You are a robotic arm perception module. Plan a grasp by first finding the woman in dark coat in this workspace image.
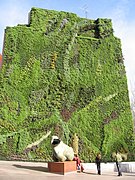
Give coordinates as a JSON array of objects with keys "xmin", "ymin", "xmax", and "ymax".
[{"xmin": 95, "ymin": 153, "xmax": 101, "ymax": 175}]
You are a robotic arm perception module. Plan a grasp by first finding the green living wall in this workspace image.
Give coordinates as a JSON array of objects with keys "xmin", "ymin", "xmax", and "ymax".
[{"xmin": 0, "ymin": 7, "xmax": 134, "ymax": 162}]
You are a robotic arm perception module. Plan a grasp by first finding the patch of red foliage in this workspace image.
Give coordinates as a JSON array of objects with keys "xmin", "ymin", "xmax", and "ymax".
[
  {"xmin": 60, "ymin": 105, "xmax": 77, "ymax": 122},
  {"xmin": 0, "ymin": 54, "xmax": 2, "ymax": 67}
]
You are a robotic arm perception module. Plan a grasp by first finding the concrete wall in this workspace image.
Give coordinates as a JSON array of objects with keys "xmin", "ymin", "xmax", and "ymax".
[{"xmin": 83, "ymin": 162, "xmax": 135, "ymax": 173}]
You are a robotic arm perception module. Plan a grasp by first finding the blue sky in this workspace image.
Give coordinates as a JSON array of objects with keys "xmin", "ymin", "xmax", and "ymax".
[{"xmin": 0, "ymin": 0, "xmax": 135, "ymax": 98}]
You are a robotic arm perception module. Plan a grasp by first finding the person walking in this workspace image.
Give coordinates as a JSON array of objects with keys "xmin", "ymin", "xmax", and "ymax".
[
  {"xmin": 95, "ymin": 153, "xmax": 102, "ymax": 175},
  {"xmin": 114, "ymin": 151, "xmax": 122, "ymax": 176}
]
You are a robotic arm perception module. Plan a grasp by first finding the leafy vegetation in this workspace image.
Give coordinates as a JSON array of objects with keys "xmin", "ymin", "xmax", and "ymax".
[{"xmin": 0, "ymin": 7, "xmax": 134, "ymax": 162}]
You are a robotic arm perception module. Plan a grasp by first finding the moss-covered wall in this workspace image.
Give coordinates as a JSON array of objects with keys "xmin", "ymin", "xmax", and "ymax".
[{"xmin": 0, "ymin": 7, "xmax": 134, "ymax": 162}]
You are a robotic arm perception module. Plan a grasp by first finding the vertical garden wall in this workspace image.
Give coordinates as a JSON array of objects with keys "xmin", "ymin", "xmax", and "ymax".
[{"xmin": 0, "ymin": 7, "xmax": 134, "ymax": 162}]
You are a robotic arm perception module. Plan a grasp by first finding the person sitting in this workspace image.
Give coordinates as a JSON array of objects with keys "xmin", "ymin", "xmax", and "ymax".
[{"xmin": 73, "ymin": 153, "xmax": 84, "ymax": 172}]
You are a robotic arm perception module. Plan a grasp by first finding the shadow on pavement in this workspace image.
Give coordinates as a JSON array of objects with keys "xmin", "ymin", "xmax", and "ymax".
[
  {"xmin": 13, "ymin": 164, "xmax": 48, "ymax": 172},
  {"xmin": 83, "ymin": 172, "xmax": 118, "ymax": 177},
  {"xmin": 124, "ymin": 173, "xmax": 135, "ymax": 177},
  {"xmin": 83, "ymin": 172, "xmax": 97, "ymax": 175}
]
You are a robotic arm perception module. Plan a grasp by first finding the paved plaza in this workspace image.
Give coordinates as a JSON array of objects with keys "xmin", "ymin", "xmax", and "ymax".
[{"xmin": 0, "ymin": 161, "xmax": 135, "ymax": 180}]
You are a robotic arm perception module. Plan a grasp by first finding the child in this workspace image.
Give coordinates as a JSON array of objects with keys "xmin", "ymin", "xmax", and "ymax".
[{"xmin": 73, "ymin": 153, "xmax": 84, "ymax": 172}]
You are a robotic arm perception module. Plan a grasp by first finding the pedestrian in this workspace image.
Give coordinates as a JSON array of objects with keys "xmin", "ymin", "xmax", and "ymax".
[
  {"xmin": 95, "ymin": 152, "xmax": 101, "ymax": 175},
  {"xmin": 114, "ymin": 151, "xmax": 122, "ymax": 176},
  {"xmin": 73, "ymin": 153, "xmax": 84, "ymax": 172}
]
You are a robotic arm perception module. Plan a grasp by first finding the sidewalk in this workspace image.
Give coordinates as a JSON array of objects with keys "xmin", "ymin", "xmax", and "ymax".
[{"xmin": 0, "ymin": 160, "xmax": 134, "ymax": 180}]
